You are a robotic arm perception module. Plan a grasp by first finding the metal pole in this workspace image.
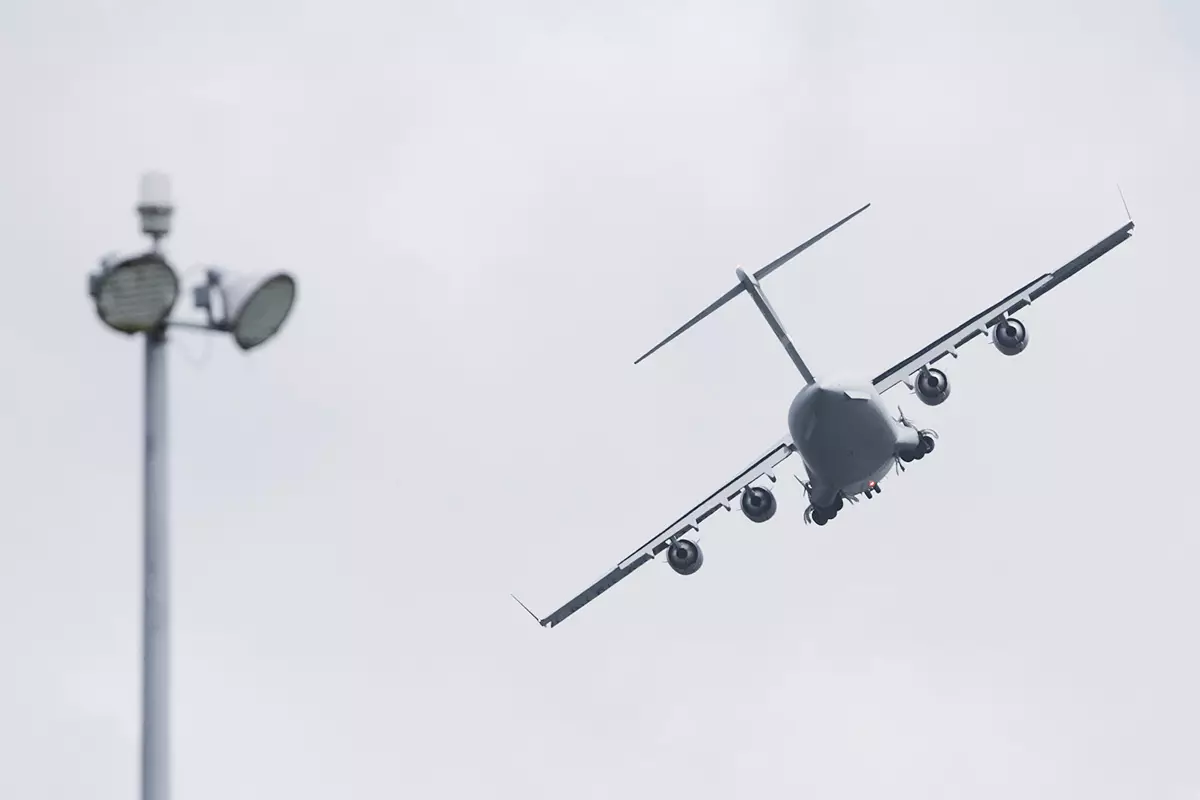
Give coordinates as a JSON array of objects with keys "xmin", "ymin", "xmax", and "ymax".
[{"xmin": 142, "ymin": 327, "xmax": 170, "ymax": 800}]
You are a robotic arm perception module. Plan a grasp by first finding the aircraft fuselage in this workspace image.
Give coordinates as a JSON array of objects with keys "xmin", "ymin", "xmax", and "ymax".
[{"xmin": 786, "ymin": 379, "xmax": 920, "ymax": 506}]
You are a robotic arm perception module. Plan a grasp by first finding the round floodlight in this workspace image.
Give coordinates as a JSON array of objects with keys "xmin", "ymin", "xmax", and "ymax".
[
  {"xmin": 93, "ymin": 253, "xmax": 180, "ymax": 334},
  {"xmin": 219, "ymin": 271, "xmax": 297, "ymax": 351}
]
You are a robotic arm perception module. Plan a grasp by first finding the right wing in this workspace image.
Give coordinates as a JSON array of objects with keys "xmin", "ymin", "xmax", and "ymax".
[
  {"xmin": 871, "ymin": 220, "xmax": 1135, "ymax": 394},
  {"xmin": 520, "ymin": 437, "xmax": 797, "ymax": 629}
]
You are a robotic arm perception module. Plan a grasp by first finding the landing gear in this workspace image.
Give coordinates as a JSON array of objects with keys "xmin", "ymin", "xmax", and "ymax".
[
  {"xmin": 901, "ymin": 429, "xmax": 938, "ymax": 462},
  {"xmin": 896, "ymin": 408, "xmax": 938, "ymax": 463},
  {"xmin": 804, "ymin": 495, "xmax": 843, "ymax": 526}
]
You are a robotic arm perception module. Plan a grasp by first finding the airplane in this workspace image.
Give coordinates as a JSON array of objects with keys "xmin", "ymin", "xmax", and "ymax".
[{"xmin": 513, "ymin": 199, "xmax": 1136, "ymax": 629}]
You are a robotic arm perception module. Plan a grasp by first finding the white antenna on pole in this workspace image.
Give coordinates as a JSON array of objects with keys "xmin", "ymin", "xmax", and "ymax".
[{"xmin": 137, "ymin": 171, "xmax": 175, "ymax": 245}]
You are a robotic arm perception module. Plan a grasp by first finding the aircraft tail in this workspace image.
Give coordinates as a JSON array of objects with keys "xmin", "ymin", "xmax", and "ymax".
[{"xmin": 633, "ymin": 202, "xmax": 871, "ymax": 380}]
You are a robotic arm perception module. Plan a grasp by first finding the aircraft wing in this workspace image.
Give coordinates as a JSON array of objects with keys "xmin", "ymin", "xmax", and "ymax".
[
  {"xmin": 520, "ymin": 437, "xmax": 797, "ymax": 629},
  {"xmin": 871, "ymin": 220, "xmax": 1135, "ymax": 394}
]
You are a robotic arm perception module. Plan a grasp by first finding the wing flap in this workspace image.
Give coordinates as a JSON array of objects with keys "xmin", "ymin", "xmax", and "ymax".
[
  {"xmin": 617, "ymin": 437, "xmax": 796, "ymax": 569},
  {"xmin": 872, "ymin": 220, "xmax": 1134, "ymax": 393},
  {"xmin": 533, "ymin": 437, "xmax": 796, "ymax": 629}
]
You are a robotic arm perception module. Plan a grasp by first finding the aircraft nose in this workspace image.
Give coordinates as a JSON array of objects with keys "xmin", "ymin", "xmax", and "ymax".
[
  {"xmin": 802, "ymin": 383, "xmax": 840, "ymax": 403},
  {"xmin": 788, "ymin": 383, "xmax": 823, "ymax": 417}
]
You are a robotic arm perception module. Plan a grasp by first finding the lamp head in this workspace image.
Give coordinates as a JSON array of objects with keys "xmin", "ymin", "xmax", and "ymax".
[
  {"xmin": 89, "ymin": 252, "xmax": 180, "ymax": 334},
  {"xmin": 201, "ymin": 268, "xmax": 297, "ymax": 351}
]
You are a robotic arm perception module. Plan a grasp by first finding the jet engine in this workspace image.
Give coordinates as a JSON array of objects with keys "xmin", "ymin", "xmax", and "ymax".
[
  {"xmin": 740, "ymin": 486, "xmax": 777, "ymax": 523},
  {"xmin": 914, "ymin": 367, "xmax": 951, "ymax": 406},
  {"xmin": 667, "ymin": 539, "xmax": 703, "ymax": 575},
  {"xmin": 992, "ymin": 317, "xmax": 1028, "ymax": 356}
]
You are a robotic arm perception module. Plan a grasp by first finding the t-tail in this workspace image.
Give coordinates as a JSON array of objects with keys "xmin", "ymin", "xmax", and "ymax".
[{"xmin": 633, "ymin": 202, "xmax": 871, "ymax": 385}]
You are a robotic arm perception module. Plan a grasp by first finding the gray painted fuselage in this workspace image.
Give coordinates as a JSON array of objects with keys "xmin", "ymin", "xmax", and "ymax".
[{"xmin": 786, "ymin": 380, "xmax": 918, "ymax": 506}]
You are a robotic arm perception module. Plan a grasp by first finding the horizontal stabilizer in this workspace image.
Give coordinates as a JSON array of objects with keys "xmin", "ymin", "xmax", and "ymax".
[
  {"xmin": 633, "ymin": 283, "xmax": 745, "ymax": 364},
  {"xmin": 752, "ymin": 202, "xmax": 871, "ymax": 281},
  {"xmin": 633, "ymin": 202, "xmax": 871, "ymax": 365}
]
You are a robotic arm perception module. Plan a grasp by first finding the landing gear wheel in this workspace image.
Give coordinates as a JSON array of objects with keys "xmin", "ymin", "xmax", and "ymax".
[
  {"xmin": 811, "ymin": 508, "xmax": 828, "ymax": 526},
  {"xmin": 920, "ymin": 434, "xmax": 936, "ymax": 454}
]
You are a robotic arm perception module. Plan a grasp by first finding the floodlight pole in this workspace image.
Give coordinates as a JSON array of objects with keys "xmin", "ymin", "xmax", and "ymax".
[
  {"xmin": 142, "ymin": 323, "xmax": 170, "ymax": 800},
  {"xmin": 141, "ymin": 230, "xmax": 171, "ymax": 800},
  {"xmin": 88, "ymin": 174, "xmax": 296, "ymax": 800}
]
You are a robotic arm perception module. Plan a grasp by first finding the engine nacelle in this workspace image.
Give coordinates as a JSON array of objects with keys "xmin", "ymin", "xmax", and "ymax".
[
  {"xmin": 914, "ymin": 367, "xmax": 951, "ymax": 406},
  {"xmin": 992, "ymin": 317, "xmax": 1028, "ymax": 356},
  {"xmin": 667, "ymin": 539, "xmax": 703, "ymax": 575},
  {"xmin": 740, "ymin": 486, "xmax": 777, "ymax": 523}
]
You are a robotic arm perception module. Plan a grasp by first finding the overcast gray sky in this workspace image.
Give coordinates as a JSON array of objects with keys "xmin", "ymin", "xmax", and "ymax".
[{"xmin": 3, "ymin": 0, "xmax": 1200, "ymax": 797}]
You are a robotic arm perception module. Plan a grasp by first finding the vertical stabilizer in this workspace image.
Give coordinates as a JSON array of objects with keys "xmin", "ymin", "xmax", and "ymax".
[{"xmin": 735, "ymin": 267, "xmax": 815, "ymax": 384}]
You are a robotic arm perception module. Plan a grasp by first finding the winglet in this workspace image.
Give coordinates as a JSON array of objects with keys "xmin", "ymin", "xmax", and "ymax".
[
  {"xmin": 1117, "ymin": 184, "xmax": 1133, "ymax": 222},
  {"xmin": 510, "ymin": 594, "xmax": 548, "ymax": 627}
]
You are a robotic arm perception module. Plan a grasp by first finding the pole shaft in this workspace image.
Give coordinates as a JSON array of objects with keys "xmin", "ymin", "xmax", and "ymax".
[{"xmin": 142, "ymin": 329, "xmax": 170, "ymax": 800}]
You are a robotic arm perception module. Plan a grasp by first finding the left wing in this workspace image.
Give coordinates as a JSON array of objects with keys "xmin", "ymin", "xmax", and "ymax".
[
  {"xmin": 871, "ymin": 220, "xmax": 1135, "ymax": 394},
  {"xmin": 520, "ymin": 437, "xmax": 797, "ymax": 629}
]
